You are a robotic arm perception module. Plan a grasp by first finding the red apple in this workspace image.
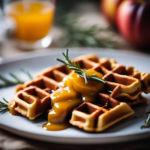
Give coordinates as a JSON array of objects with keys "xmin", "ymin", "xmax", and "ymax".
[
  {"xmin": 116, "ymin": 0, "xmax": 150, "ymax": 49},
  {"xmin": 101, "ymin": 0, "xmax": 123, "ymax": 25}
]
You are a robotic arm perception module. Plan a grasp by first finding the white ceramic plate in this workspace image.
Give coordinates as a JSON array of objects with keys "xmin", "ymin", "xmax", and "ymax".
[{"xmin": 0, "ymin": 48, "xmax": 150, "ymax": 144}]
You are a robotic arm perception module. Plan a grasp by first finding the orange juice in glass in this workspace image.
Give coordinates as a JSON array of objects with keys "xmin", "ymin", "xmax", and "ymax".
[{"xmin": 5, "ymin": 0, "xmax": 55, "ymax": 49}]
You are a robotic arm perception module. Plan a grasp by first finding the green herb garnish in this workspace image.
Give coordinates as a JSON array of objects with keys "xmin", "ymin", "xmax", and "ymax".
[
  {"xmin": 141, "ymin": 113, "xmax": 150, "ymax": 129},
  {"xmin": 56, "ymin": 49, "xmax": 105, "ymax": 84},
  {"xmin": 0, "ymin": 69, "xmax": 32, "ymax": 88},
  {"xmin": 20, "ymin": 68, "xmax": 33, "ymax": 80},
  {"xmin": 0, "ymin": 98, "xmax": 8, "ymax": 113},
  {"xmin": 0, "ymin": 73, "xmax": 24, "ymax": 88},
  {"xmin": 55, "ymin": 1, "xmax": 116, "ymax": 48}
]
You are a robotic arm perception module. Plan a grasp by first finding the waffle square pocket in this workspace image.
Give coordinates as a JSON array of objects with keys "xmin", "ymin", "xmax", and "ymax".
[
  {"xmin": 72, "ymin": 55, "xmax": 144, "ymax": 100},
  {"xmin": 15, "ymin": 66, "xmax": 71, "ymax": 93},
  {"xmin": 10, "ymin": 86, "xmax": 51, "ymax": 119},
  {"xmin": 70, "ymin": 93, "xmax": 134, "ymax": 132}
]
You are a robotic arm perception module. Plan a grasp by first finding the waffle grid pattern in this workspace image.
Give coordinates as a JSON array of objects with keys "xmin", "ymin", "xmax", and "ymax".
[{"xmin": 9, "ymin": 54, "xmax": 150, "ymax": 131}]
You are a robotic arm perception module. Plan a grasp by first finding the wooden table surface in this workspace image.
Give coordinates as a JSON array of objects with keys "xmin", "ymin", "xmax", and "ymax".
[{"xmin": 1, "ymin": 129, "xmax": 150, "ymax": 150}]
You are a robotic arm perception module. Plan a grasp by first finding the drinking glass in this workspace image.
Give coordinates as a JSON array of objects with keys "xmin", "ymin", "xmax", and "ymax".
[
  {"xmin": 0, "ymin": 7, "xmax": 5, "ymax": 43},
  {"xmin": 3, "ymin": 0, "xmax": 55, "ymax": 50}
]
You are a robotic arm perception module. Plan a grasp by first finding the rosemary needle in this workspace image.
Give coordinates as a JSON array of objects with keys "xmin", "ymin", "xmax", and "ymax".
[
  {"xmin": 56, "ymin": 49, "xmax": 105, "ymax": 84},
  {"xmin": 54, "ymin": 1, "xmax": 116, "ymax": 48},
  {"xmin": 0, "ymin": 69, "xmax": 32, "ymax": 88},
  {"xmin": 0, "ymin": 98, "xmax": 8, "ymax": 113},
  {"xmin": 10, "ymin": 73, "xmax": 23, "ymax": 83},
  {"xmin": 20, "ymin": 68, "xmax": 33, "ymax": 80},
  {"xmin": 141, "ymin": 113, "xmax": 150, "ymax": 129},
  {"xmin": 0, "ymin": 75, "xmax": 24, "ymax": 88}
]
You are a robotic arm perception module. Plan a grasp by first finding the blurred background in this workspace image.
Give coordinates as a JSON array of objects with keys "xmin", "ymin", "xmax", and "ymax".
[{"xmin": 0, "ymin": 0, "xmax": 150, "ymax": 60}]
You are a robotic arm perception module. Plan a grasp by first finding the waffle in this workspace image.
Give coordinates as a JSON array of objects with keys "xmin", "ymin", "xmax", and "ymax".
[
  {"xmin": 119, "ymin": 94, "xmax": 148, "ymax": 106},
  {"xmin": 10, "ymin": 54, "xmax": 149, "ymax": 123},
  {"xmin": 15, "ymin": 66, "xmax": 72, "ymax": 93},
  {"xmin": 73, "ymin": 54, "xmax": 150, "ymax": 94},
  {"xmin": 73, "ymin": 54, "xmax": 150, "ymax": 100},
  {"xmin": 9, "ymin": 86, "xmax": 51, "ymax": 119},
  {"xmin": 14, "ymin": 55, "xmax": 149, "ymax": 105},
  {"xmin": 69, "ymin": 93, "xmax": 134, "ymax": 132},
  {"xmin": 126, "ymin": 66, "xmax": 150, "ymax": 94}
]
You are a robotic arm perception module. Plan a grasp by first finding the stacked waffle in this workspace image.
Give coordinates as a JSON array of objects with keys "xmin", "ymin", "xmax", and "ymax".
[{"xmin": 9, "ymin": 54, "xmax": 150, "ymax": 132}]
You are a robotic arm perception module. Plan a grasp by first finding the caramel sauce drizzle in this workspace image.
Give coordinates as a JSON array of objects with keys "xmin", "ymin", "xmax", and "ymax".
[{"xmin": 43, "ymin": 69, "xmax": 104, "ymax": 131}]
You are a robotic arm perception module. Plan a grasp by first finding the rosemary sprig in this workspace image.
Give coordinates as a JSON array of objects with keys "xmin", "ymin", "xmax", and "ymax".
[
  {"xmin": 0, "ymin": 69, "xmax": 32, "ymax": 88},
  {"xmin": 56, "ymin": 49, "xmax": 105, "ymax": 84},
  {"xmin": 0, "ymin": 74, "xmax": 24, "ymax": 88},
  {"xmin": 56, "ymin": 15, "xmax": 116, "ymax": 48},
  {"xmin": 21, "ymin": 68, "xmax": 33, "ymax": 80},
  {"xmin": 141, "ymin": 113, "xmax": 150, "ymax": 129},
  {"xmin": 0, "ymin": 98, "xmax": 8, "ymax": 113},
  {"xmin": 55, "ymin": 1, "xmax": 116, "ymax": 48}
]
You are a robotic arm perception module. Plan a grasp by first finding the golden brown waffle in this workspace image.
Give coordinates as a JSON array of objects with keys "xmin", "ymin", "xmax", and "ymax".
[
  {"xmin": 15, "ymin": 66, "xmax": 72, "ymax": 93},
  {"xmin": 15, "ymin": 54, "xmax": 149, "ymax": 103},
  {"xmin": 126, "ymin": 66, "xmax": 150, "ymax": 94},
  {"xmin": 120, "ymin": 94, "xmax": 148, "ymax": 106},
  {"xmin": 73, "ymin": 54, "xmax": 150, "ymax": 94},
  {"xmin": 9, "ymin": 86, "xmax": 51, "ymax": 119},
  {"xmin": 12, "ymin": 54, "xmax": 149, "ymax": 121},
  {"xmin": 70, "ymin": 93, "xmax": 134, "ymax": 132},
  {"xmin": 73, "ymin": 55, "xmax": 143, "ymax": 100}
]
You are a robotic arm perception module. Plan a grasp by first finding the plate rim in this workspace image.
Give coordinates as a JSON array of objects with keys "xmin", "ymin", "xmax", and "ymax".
[
  {"xmin": 1, "ymin": 48, "xmax": 150, "ymax": 65},
  {"xmin": 1, "ymin": 124, "xmax": 150, "ymax": 144},
  {"xmin": 1, "ymin": 48, "xmax": 150, "ymax": 144}
]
